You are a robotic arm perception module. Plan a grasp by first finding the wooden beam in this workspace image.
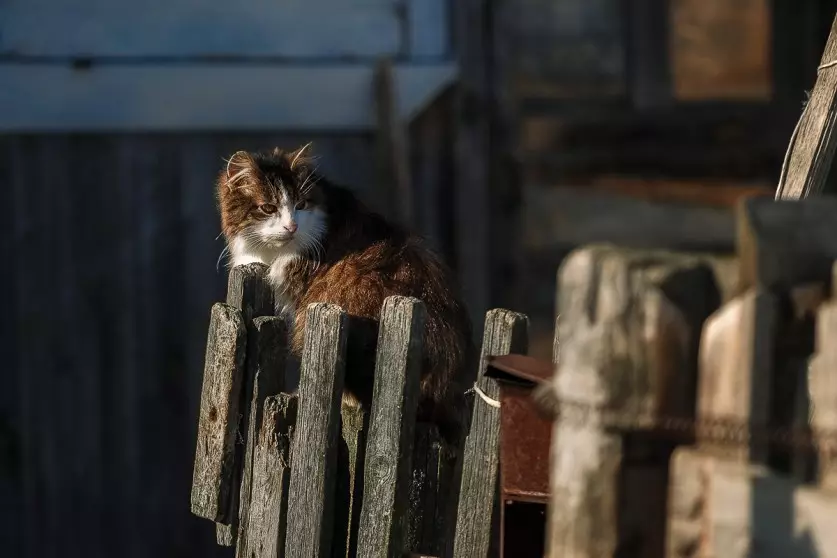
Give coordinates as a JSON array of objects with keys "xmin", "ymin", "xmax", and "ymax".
[
  {"xmin": 0, "ymin": 64, "xmax": 457, "ymax": 132},
  {"xmin": 776, "ymin": 13, "xmax": 837, "ymax": 199}
]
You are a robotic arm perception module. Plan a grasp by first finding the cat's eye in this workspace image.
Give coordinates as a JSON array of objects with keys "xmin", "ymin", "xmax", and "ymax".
[
  {"xmin": 295, "ymin": 200, "xmax": 309, "ymax": 210},
  {"xmin": 259, "ymin": 204, "xmax": 278, "ymax": 214}
]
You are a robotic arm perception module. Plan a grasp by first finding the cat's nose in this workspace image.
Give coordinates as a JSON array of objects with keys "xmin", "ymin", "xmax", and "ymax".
[{"xmin": 284, "ymin": 222, "xmax": 298, "ymax": 234}]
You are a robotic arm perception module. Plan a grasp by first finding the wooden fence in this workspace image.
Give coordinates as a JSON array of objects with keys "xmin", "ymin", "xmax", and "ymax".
[{"xmin": 190, "ymin": 263, "xmax": 529, "ymax": 557}]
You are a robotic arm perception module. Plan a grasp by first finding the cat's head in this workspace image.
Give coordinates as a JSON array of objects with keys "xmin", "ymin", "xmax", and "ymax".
[{"xmin": 217, "ymin": 145, "xmax": 327, "ymax": 255}]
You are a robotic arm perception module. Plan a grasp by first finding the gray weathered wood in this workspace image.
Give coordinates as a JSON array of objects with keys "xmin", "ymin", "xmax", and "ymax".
[
  {"xmin": 357, "ymin": 296, "xmax": 426, "ymax": 557},
  {"xmin": 406, "ymin": 425, "xmax": 446, "ymax": 554},
  {"xmin": 218, "ymin": 263, "xmax": 274, "ymax": 543},
  {"xmin": 776, "ymin": 13, "xmax": 837, "ymax": 199},
  {"xmin": 696, "ymin": 289, "xmax": 778, "ymax": 463},
  {"xmin": 284, "ymin": 303, "xmax": 348, "ymax": 558},
  {"xmin": 238, "ymin": 394, "xmax": 298, "ymax": 558},
  {"xmin": 191, "ymin": 303, "xmax": 248, "ymax": 521},
  {"xmin": 332, "ymin": 402, "xmax": 367, "ymax": 558},
  {"xmin": 545, "ymin": 245, "xmax": 721, "ymax": 558},
  {"xmin": 811, "ymin": 298, "xmax": 837, "ymax": 491},
  {"xmin": 236, "ymin": 316, "xmax": 289, "ymax": 557},
  {"xmin": 737, "ymin": 196, "xmax": 837, "ymax": 292},
  {"xmin": 452, "ymin": 309, "xmax": 529, "ymax": 558},
  {"xmin": 667, "ymin": 448, "xmax": 837, "ymax": 558}
]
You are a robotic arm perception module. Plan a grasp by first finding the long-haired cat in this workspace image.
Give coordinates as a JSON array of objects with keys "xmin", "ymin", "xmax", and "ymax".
[{"xmin": 217, "ymin": 146, "xmax": 474, "ymax": 441}]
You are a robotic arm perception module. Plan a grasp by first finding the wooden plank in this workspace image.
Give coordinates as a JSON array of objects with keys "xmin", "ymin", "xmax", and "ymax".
[
  {"xmin": 776, "ymin": 13, "xmax": 837, "ymax": 199},
  {"xmin": 284, "ymin": 303, "xmax": 348, "ymax": 558},
  {"xmin": 625, "ymin": 0, "xmax": 672, "ymax": 108},
  {"xmin": 667, "ymin": 448, "xmax": 837, "ymax": 558},
  {"xmin": 374, "ymin": 59, "xmax": 414, "ymax": 226},
  {"xmin": 454, "ymin": 0, "xmax": 491, "ymax": 327},
  {"xmin": 357, "ymin": 296, "xmax": 426, "ymax": 557},
  {"xmin": 238, "ymin": 393, "xmax": 298, "ymax": 558},
  {"xmin": 0, "ymin": 64, "xmax": 457, "ymax": 132},
  {"xmin": 586, "ymin": 177, "xmax": 774, "ymax": 209},
  {"xmin": 544, "ymin": 245, "xmax": 721, "ymax": 558},
  {"xmin": 191, "ymin": 303, "xmax": 248, "ymax": 521},
  {"xmin": 219, "ymin": 263, "xmax": 275, "ymax": 543},
  {"xmin": 696, "ymin": 289, "xmax": 778, "ymax": 463},
  {"xmin": 737, "ymin": 196, "xmax": 837, "ymax": 292},
  {"xmin": 452, "ymin": 309, "xmax": 529, "ymax": 558},
  {"xmin": 235, "ymin": 316, "xmax": 289, "ymax": 557},
  {"xmin": 0, "ymin": 0, "xmax": 401, "ymax": 59},
  {"xmin": 811, "ymin": 297, "xmax": 837, "ymax": 490}
]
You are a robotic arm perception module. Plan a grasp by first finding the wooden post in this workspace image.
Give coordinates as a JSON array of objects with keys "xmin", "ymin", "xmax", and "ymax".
[
  {"xmin": 667, "ymin": 448, "xmax": 837, "ymax": 558},
  {"xmin": 191, "ymin": 303, "xmax": 247, "ymax": 522},
  {"xmin": 452, "ymin": 309, "xmax": 529, "ymax": 558},
  {"xmin": 332, "ymin": 403, "xmax": 367, "ymax": 558},
  {"xmin": 810, "ymin": 294, "xmax": 837, "ymax": 491},
  {"xmin": 545, "ymin": 245, "xmax": 721, "ymax": 558},
  {"xmin": 237, "ymin": 394, "xmax": 298, "ymax": 558},
  {"xmin": 284, "ymin": 303, "xmax": 348, "ymax": 558},
  {"xmin": 374, "ymin": 58, "xmax": 413, "ymax": 227},
  {"xmin": 235, "ymin": 317, "xmax": 289, "ymax": 557},
  {"xmin": 218, "ymin": 263, "xmax": 275, "ymax": 545},
  {"xmin": 776, "ymin": 13, "xmax": 837, "ymax": 199},
  {"xmin": 357, "ymin": 296, "xmax": 426, "ymax": 557},
  {"xmin": 696, "ymin": 289, "xmax": 778, "ymax": 463}
]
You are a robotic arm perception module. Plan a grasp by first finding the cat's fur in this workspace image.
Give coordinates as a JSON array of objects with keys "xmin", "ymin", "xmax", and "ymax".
[{"xmin": 217, "ymin": 146, "xmax": 475, "ymax": 440}]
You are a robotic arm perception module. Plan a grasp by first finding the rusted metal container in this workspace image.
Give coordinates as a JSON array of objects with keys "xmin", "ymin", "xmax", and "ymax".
[{"xmin": 485, "ymin": 353, "xmax": 555, "ymax": 558}]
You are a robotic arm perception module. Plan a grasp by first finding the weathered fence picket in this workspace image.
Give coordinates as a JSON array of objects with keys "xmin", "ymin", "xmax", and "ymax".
[
  {"xmin": 285, "ymin": 304, "xmax": 348, "ymax": 558},
  {"xmin": 220, "ymin": 263, "xmax": 276, "ymax": 545},
  {"xmin": 452, "ymin": 309, "xmax": 529, "ymax": 558},
  {"xmin": 236, "ymin": 316, "xmax": 290, "ymax": 557},
  {"xmin": 242, "ymin": 393, "xmax": 298, "ymax": 558},
  {"xmin": 191, "ymin": 303, "xmax": 247, "ymax": 522},
  {"xmin": 357, "ymin": 296, "xmax": 426, "ymax": 557}
]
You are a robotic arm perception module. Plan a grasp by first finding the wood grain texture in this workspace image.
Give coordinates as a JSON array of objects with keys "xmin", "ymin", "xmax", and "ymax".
[
  {"xmin": 191, "ymin": 303, "xmax": 248, "ymax": 521},
  {"xmin": 776, "ymin": 13, "xmax": 837, "ymax": 199},
  {"xmin": 239, "ymin": 394, "xmax": 298, "ymax": 558},
  {"xmin": 284, "ymin": 303, "xmax": 348, "ymax": 558},
  {"xmin": 236, "ymin": 316, "xmax": 289, "ymax": 557},
  {"xmin": 667, "ymin": 448, "xmax": 837, "ymax": 558},
  {"xmin": 332, "ymin": 402, "xmax": 368, "ymax": 558},
  {"xmin": 737, "ymin": 196, "xmax": 837, "ymax": 293},
  {"xmin": 452, "ymin": 309, "xmax": 529, "ymax": 558},
  {"xmin": 357, "ymin": 296, "xmax": 426, "ymax": 557},
  {"xmin": 219, "ymin": 263, "xmax": 275, "ymax": 543},
  {"xmin": 545, "ymin": 245, "xmax": 721, "ymax": 558},
  {"xmin": 696, "ymin": 289, "xmax": 778, "ymax": 463}
]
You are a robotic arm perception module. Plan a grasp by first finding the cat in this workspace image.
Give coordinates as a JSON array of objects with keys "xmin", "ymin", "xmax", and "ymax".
[{"xmin": 216, "ymin": 145, "xmax": 475, "ymax": 442}]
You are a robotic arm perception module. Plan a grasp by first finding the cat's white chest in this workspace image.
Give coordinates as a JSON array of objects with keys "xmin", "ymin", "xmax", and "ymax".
[{"xmin": 269, "ymin": 253, "xmax": 298, "ymax": 317}]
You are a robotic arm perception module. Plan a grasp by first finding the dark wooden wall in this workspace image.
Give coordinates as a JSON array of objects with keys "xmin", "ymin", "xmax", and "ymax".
[{"xmin": 0, "ymin": 128, "xmax": 456, "ymax": 557}]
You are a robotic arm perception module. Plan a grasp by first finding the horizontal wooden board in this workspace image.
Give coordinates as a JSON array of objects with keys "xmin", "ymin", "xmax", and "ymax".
[
  {"xmin": 0, "ymin": 0, "xmax": 401, "ymax": 59},
  {"xmin": 585, "ymin": 177, "xmax": 773, "ymax": 208},
  {"xmin": 0, "ymin": 64, "xmax": 457, "ymax": 132}
]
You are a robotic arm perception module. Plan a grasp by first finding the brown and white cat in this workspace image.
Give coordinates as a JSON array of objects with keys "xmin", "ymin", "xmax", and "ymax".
[{"xmin": 216, "ymin": 146, "xmax": 475, "ymax": 441}]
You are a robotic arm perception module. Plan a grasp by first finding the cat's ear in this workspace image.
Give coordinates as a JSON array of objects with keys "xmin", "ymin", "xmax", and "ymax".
[
  {"xmin": 222, "ymin": 150, "xmax": 259, "ymax": 190},
  {"xmin": 288, "ymin": 142, "xmax": 313, "ymax": 170}
]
